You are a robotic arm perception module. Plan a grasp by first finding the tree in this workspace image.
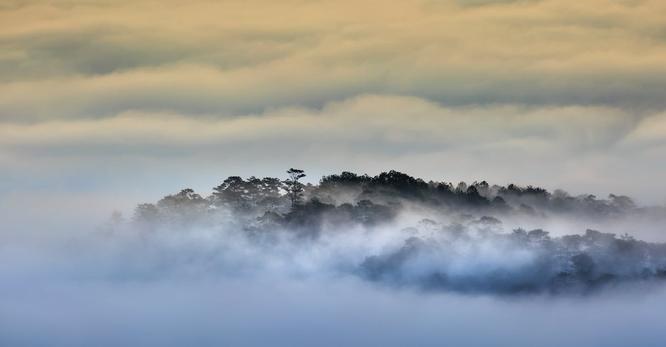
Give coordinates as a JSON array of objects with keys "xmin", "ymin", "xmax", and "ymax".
[
  {"xmin": 133, "ymin": 203, "xmax": 161, "ymax": 227},
  {"xmin": 212, "ymin": 176, "xmax": 253, "ymax": 212},
  {"xmin": 157, "ymin": 188, "xmax": 208, "ymax": 224},
  {"xmin": 256, "ymin": 177, "xmax": 283, "ymax": 210},
  {"xmin": 284, "ymin": 168, "xmax": 306, "ymax": 208}
]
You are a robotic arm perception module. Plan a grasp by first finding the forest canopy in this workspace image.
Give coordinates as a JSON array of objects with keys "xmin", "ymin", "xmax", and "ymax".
[
  {"xmin": 118, "ymin": 169, "xmax": 666, "ymax": 295},
  {"xmin": 133, "ymin": 169, "xmax": 639, "ymax": 230}
]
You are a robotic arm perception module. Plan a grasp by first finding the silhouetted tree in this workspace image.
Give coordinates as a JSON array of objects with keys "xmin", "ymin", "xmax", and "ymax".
[
  {"xmin": 371, "ymin": 170, "xmax": 428, "ymax": 195},
  {"xmin": 157, "ymin": 188, "xmax": 208, "ymax": 224},
  {"xmin": 256, "ymin": 177, "xmax": 284, "ymax": 210},
  {"xmin": 284, "ymin": 168, "xmax": 306, "ymax": 209},
  {"xmin": 134, "ymin": 203, "xmax": 160, "ymax": 224},
  {"xmin": 320, "ymin": 171, "xmax": 372, "ymax": 187},
  {"xmin": 212, "ymin": 176, "xmax": 250, "ymax": 211}
]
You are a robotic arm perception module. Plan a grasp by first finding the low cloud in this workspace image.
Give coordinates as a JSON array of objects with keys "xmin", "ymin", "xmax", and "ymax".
[
  {"xmin": 2, "ymin": 95, "xmax": 664, "ymax": 203},
  {"xmin": 0, "ymin": 95, "xmax": 638, "ymax": 150}
]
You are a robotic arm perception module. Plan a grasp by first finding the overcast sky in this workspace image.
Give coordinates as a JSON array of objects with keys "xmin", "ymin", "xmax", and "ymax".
[{"xmin": 2, "ymin": 0, "xmax": 666, "ymax": 228}]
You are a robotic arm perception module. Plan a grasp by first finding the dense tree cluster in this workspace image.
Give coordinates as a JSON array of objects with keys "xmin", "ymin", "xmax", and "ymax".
[
  {"xmin": 361, "ymin": 222, "xmax": 666, "ymax": 294},
  {"xmin": 123, "ymin": 169, "xmax": 666, "ymax": 294},
  {"xmin": 133, "ymin": 169, "xmax": 641, "ymax": 234}
]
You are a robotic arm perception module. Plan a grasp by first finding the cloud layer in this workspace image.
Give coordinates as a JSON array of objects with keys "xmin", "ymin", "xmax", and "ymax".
[
  {"xmin": 2, "ymin": 0, "xmax": 666, "ymax": 214},
  {"xmin": 2, "ymin": 2, "xmax": 666, "ymax": 345},
  {"xmin": 2, "ymin": 0, "xmax": 666, "ymax": 122},
  {"xmin": 2, "ymin": 96, "xmax": 666, "ymax": 210}
]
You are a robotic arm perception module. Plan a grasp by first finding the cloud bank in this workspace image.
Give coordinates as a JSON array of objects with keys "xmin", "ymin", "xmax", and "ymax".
[
  {"xmin": 2, "ymin": 0, "xmax": 666, "ymax": 120},
  {"xmin": 2, "ymin": 95, "xmax": 666, "ymax": 210},
  {"xmin": 2, "ymin": 0, "xmax": 666, "ymax": 222}
]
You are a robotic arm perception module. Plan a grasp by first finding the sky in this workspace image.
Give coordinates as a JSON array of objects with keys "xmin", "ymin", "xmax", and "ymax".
[{"xmin": 2, "ymin": 0, "xmax": 666, "ymax": 228}]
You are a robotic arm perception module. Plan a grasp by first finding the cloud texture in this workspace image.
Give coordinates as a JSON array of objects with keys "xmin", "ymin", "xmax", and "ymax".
[
  {"xmin": 2, "ymin": 0, "xmax": 666, "ymax": 212},
  {"xmin": 2, "ymin": 0, "xmax": 666, "ymax": 117},
  {"xmin": 2, "ymin": 2, "xmax": 666, "ymax": 345}
]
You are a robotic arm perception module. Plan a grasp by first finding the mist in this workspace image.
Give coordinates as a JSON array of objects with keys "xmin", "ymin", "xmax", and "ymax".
[
  {"xmin": 2, "ymin": 169, "xmax": 666, "ymax": 345},
  {"xmin": 4, "ymin": 1, "xmax": 666, "ymax": 344}
]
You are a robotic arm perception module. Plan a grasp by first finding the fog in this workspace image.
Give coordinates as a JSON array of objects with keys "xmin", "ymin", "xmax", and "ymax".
[
  {"xmin": 3, "ymin": 232, "xmax": 666, "ymax": 346},
  {"xmin": 1, "ymin": 170, "xmax": 666, "ymax": 345},
  {"xmin": 4, "ymin": 1, "xmax": 666, "ymax": 344},
  {"xmin": 3, "ymin": 271, "xmax": 666, "ymax": 347}
]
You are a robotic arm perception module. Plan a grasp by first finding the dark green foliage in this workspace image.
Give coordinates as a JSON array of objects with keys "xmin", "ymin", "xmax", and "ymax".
[
  {"xmin": 132, "ymin": 169, "xmax": 639, "ymax": 234},
  {"xmin": 284, "ymin": 168, "xmax": 306, "ymax": 209},
  {"xmin": 360, "ymin": 225, "xmax": 666, "ymax": 295}
]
